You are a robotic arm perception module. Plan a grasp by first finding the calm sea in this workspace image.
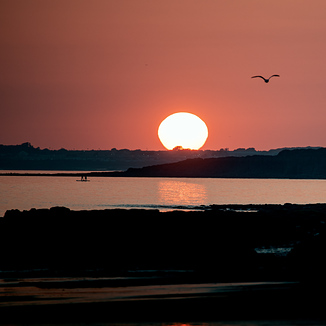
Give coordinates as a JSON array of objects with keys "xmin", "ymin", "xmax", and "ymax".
[{"xmin": 1, "ymin": 172, "xmax": 326, "ymax": 216}]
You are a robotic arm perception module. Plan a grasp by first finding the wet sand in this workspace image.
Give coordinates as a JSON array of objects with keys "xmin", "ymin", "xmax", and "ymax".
[
  {"xmin": 0, "ymin": 276, "xmax": 324, "ymax": 324},
  {"xmin": 0, "ymin": 277, "xmax": 295, "ymax": 307}
]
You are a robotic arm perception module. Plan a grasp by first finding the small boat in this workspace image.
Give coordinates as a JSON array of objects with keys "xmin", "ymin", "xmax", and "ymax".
[{"xmin": 76, "ymin": 176, "xmax": 90, "ymax": 182}]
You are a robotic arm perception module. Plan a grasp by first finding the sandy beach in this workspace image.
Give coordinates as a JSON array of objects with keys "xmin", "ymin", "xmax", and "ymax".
[
  {"xmin": 0, "ymin": 277, "xmax": 296, "ymax": 307},
  {"xmin": 0, "ymin": 273, "xmax": 325, "ymax": 324}
]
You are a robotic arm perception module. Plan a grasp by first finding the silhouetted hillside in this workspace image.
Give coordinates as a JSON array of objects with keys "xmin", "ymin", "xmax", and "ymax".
[
  {"xmin": 1, "ymin": 142, "xmax": 316, "ymax": 171},
  {"xmin": 123, "ymin": 148, "xmax": 326, "ymax": 179}
]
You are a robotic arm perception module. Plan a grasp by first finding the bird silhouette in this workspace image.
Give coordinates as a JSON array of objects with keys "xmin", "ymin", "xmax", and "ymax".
[{"xmin": 251, "ymin": 75, "xmax": 280, "ymax": 83}]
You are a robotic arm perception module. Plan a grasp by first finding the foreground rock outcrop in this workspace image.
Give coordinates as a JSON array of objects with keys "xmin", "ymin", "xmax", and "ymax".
[{"xmin": 1, "ymin": 204, "xmax": 326, "ymax": 282}]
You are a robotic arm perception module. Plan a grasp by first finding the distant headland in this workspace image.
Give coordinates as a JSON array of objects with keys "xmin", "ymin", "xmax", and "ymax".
[
  {"xmin": 0, "ymin": 142, "xmax": 322, "ymax": 175},
  {"xmin": 119, "ymin": 147, "xmax": 326, "ymax": 179}
]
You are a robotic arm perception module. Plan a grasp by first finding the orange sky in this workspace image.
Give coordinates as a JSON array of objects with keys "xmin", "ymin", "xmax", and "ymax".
[{"xmin": 1, "ymin": 0, "xmax": 326, "ymax": 150}]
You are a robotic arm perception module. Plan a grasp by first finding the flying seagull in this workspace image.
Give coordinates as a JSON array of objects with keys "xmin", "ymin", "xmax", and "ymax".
[{"xmin": 251, "ymin": 75, "xmax": 280, "ymax": 83}]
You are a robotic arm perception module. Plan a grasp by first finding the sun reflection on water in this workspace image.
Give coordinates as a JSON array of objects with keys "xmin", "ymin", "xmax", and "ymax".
[{"xmin": 158, "ymin": 179, "xmax": 207, "ymax": 206}]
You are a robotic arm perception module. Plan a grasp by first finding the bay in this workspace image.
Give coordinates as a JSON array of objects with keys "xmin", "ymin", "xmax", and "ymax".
[{"xmin": 1, "ymin": 173, "xmax": 326, "ymax": 216}]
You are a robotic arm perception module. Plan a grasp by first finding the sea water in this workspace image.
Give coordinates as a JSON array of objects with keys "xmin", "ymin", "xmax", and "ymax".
[{"xmin": 1, "ymin": 174, "xmax": 326, "ymax": 216}]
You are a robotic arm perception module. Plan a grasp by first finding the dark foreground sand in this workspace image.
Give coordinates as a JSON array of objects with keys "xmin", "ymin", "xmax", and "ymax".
[
  {"xmin": 1, "ymin": 205, "xmax": 326, "ymax": 324},
  {"xmin": 0, "ymin": 277, "xmax": 324, "ymax": 324}
]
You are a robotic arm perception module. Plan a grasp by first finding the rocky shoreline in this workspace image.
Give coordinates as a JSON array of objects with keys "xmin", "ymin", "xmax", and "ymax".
[
  {"xmin": 1, "ymin": 205, "xmax": 326, "ymax": 323},
  {"xmin": 1, "ymin": 204, "xmax": 326, "ymax": 278}
]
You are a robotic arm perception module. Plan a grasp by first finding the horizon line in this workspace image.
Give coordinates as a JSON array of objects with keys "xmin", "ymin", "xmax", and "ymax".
[{"xmin": 0, "ymin": 142, "xmax": 324, "ymax": 152}]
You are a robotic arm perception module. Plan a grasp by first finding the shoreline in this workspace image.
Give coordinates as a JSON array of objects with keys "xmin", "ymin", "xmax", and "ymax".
[
  {"xmin": 3, "ymin": 147, "xmax": 326, "ymax": 179},
  {"xmin": 1, "ymin": 205, "xmax": 326, "ymax": 323},
  {"xmin": 1, "ymin": 279, "xmax": 318, "ymax": 323},
  {"xmin": 1, "ymin": 278, "xmax": 325, "ymax": 324},
  {"xmin": 2, "ymin": 171, "xmax": 326, "ymax": 180}
]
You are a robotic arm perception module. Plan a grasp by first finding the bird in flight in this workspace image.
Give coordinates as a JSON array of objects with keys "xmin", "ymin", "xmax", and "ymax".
[{"xmin": 251, "ymin": 75, "xmax": 280, "ymax": 83}]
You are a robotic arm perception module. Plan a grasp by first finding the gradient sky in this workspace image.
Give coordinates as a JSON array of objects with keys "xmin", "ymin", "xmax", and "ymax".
[{"xmin": 1, "ymin": 0, "xmax": 326, "ymax": 150}]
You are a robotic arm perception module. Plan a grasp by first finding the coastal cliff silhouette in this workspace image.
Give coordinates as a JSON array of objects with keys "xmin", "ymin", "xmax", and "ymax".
[{"xmin": 121, "ymin": 148, "xmax": 326, "ymax": 179}]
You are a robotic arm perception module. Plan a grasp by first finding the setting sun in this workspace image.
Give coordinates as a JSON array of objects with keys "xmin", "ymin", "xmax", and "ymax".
[{"xmin": 158, "ymin": 112, "xmax": 208, "ymax": 150}]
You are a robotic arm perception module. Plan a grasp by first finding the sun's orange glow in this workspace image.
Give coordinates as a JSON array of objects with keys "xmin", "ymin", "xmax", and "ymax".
[
  {"xmin": 158, "ymin": 179, "xmax": 207, "ymax": 205},
  {"xmin": 158, "ymin": 112, "xmax": 208, "ymax": 150}
]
